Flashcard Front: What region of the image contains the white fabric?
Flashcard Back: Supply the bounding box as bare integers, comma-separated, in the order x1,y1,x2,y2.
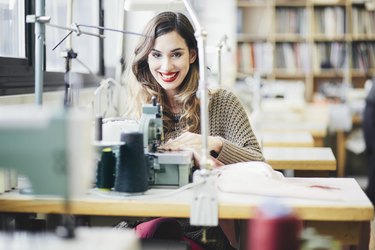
102,118,139,141
217,161,344,201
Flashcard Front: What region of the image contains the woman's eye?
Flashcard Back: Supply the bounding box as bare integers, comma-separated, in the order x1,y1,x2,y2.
151,52,161,58
172,52,182,58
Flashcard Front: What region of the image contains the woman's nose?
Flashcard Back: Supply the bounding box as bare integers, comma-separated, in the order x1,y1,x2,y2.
160,57,173,71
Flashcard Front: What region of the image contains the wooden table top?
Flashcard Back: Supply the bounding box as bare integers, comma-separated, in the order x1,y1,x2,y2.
263,147,336,170
260,121,327,138
261,131,315,147
0,178,372,222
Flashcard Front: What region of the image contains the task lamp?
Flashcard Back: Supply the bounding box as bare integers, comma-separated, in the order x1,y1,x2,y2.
25,0,104,106
48,22,146,108
124,0,218,227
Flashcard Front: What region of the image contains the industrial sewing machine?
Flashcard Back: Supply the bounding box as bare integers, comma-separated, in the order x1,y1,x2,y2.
139,97,193,188
0,105,94,197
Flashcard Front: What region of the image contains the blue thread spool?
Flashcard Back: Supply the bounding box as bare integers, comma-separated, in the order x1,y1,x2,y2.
114,132,148,193
96,148,116,190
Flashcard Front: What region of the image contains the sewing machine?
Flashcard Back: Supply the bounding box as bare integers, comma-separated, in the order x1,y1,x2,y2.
139,98,194,188
0,105,94,197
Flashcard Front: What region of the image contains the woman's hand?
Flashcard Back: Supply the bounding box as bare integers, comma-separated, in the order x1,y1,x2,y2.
159,132,224,167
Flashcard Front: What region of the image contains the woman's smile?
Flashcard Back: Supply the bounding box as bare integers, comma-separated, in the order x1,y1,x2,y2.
159,72,179,82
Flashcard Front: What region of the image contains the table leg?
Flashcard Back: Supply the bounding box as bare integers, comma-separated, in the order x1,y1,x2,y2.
337,131,346,177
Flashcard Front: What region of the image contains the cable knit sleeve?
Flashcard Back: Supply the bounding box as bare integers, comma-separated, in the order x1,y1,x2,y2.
208,89,264,165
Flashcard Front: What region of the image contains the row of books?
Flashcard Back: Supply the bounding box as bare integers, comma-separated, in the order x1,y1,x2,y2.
352,42,375,70
352,7,375,35
275,8,307,34
238,42,375,73
237,42,273,74
313,7,346,36
313,42,347,72
238,6,375,36
237,7,273,35
274,43,311,72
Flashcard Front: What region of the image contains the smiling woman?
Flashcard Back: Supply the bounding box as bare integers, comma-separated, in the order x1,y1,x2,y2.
121,11,264,250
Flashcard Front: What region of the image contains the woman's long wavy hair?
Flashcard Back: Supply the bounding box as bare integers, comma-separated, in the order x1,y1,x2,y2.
122,11,201,134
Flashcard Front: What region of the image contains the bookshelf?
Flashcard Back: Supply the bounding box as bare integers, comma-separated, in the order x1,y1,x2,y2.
236,0,375,100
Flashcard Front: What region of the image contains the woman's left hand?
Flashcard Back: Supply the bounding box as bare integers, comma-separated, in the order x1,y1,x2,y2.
159,132,223,167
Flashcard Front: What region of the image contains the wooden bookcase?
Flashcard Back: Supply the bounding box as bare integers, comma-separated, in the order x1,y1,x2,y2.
236,0,375,100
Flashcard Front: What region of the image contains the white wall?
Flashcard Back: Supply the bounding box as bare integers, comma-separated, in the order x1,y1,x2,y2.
195,0,237,88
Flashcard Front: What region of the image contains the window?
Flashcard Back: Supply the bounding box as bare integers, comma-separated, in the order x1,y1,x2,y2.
45,0,99,74
0,0,25,58
0,0,104,96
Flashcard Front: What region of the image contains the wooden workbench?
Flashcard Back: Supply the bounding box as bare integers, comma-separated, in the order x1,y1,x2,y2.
261,131,315,147
0,177,372,249
263,147,336,171
260,121,327,147
258,102,329,147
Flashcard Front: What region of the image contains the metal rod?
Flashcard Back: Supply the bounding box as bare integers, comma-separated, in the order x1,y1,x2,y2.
216,35,228,87
34,0,45,105
66,0,73,50
217,46,222,87
77,24,148,37
182,0,210,169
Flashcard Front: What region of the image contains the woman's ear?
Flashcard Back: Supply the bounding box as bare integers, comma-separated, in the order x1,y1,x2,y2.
189,49,197,64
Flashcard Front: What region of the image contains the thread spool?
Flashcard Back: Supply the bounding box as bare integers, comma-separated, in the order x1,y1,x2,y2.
96,148,116,190
248,200,302,250
95,116,103,141
114,132,148,193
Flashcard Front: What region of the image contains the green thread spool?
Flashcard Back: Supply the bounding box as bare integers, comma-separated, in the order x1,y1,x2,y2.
96,148,116,190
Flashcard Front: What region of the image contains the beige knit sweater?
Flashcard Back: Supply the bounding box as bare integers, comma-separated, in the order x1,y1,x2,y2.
165,88,264,165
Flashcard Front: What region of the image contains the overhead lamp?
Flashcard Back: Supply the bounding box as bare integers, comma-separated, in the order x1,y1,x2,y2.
124,0,185,11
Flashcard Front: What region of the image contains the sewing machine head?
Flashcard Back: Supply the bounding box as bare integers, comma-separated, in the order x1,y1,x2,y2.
138,96,164,153
0,105,94,197
138,97,194,188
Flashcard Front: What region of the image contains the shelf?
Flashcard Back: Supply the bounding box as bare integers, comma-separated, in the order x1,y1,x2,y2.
275,34,308,42
237,34,271,42
273,70,309,78
237,0,273,8
313,34,348,41
275,0,307,7
312,0,347,6
236,0,374,100
351,35,375,41
313,70,346,77
351,69,375,76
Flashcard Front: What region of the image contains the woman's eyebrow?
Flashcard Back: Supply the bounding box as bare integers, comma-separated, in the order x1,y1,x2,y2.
151,48,184,53
171,48,184,52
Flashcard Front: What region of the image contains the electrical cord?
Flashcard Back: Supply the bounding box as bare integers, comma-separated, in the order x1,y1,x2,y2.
89,179,206,200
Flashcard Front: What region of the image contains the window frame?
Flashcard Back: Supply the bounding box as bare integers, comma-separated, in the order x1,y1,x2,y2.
0,0,102,96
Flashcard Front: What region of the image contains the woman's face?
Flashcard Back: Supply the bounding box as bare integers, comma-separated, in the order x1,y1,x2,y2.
148,31,196,97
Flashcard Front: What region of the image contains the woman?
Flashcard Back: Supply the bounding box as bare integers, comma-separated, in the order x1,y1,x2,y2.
364,79,375,206
122,11,264,250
